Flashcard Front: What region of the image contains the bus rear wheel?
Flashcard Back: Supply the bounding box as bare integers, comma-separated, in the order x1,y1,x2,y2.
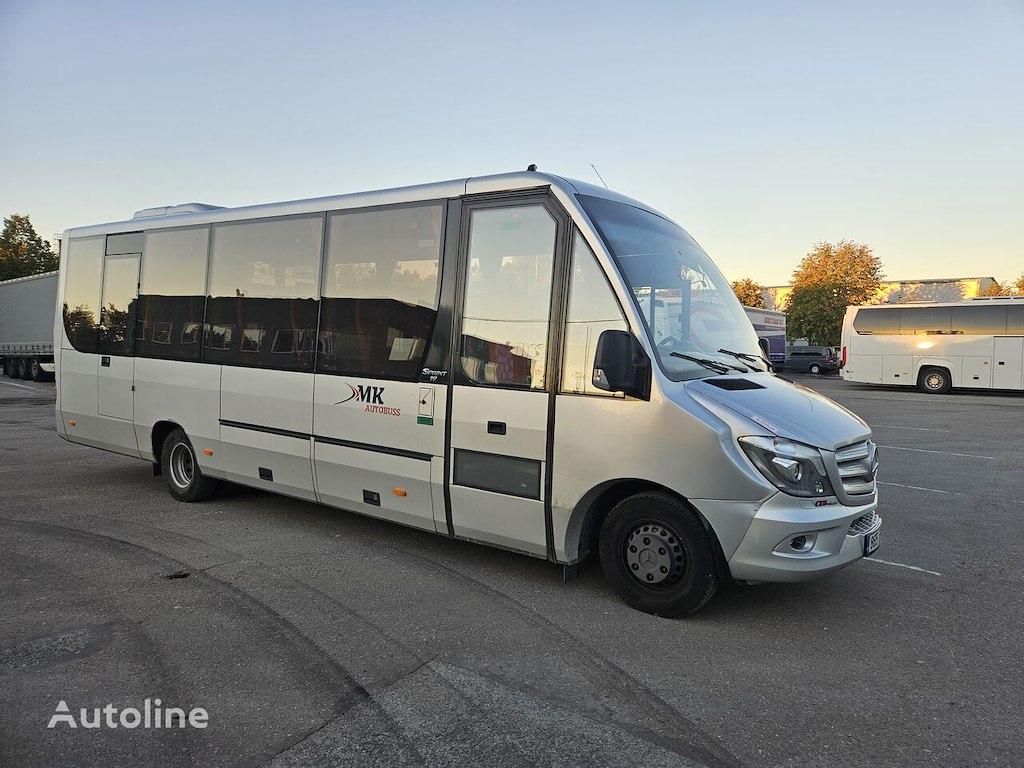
918,367,951,394
160,428,220,502
598,492,719,617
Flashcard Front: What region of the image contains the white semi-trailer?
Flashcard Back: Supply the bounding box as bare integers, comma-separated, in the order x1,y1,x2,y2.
0,271,58,381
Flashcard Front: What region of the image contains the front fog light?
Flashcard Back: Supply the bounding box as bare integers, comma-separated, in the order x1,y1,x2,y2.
739,436,836,498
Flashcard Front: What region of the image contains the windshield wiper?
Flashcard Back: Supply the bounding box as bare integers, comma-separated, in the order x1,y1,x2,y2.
669,352,734,375
717,348,774,373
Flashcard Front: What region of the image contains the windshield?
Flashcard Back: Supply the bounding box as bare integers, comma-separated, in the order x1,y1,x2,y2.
579,195,766,380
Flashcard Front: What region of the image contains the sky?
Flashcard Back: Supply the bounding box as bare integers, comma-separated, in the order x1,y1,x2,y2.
1,0,1021,286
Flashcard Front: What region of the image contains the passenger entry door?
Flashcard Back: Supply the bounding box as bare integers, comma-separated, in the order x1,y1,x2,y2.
447,199,565,557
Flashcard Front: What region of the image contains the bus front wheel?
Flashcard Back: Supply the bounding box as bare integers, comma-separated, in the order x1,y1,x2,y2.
918,367,951,394
598,492,719,617
160,428,220,502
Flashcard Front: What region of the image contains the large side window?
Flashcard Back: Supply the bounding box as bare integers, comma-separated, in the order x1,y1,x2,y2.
205,215,323,370
317,203,443,380
900,306,951,335
560,232,628,396
853,307,902,335
97,253,140,356
136,227,209,361
460,205,556,390
951,305,1007,336
1007,305,1024,335
62,237,105,353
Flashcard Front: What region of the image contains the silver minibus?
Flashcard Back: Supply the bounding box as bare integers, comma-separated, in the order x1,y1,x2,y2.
55,170,880,615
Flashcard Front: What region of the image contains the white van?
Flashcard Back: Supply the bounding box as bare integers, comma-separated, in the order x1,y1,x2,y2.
55,170,880,615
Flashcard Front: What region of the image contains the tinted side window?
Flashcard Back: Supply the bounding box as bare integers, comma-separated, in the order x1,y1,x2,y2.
136,227,209,361
97,253,139,357
1007,305,1024,335
317,203,443,380
205,216,323,370
853,308,901,335
560,232,628,396
460,205,556,390
900,306,951,335
62,237,104,353
951,305,1007,335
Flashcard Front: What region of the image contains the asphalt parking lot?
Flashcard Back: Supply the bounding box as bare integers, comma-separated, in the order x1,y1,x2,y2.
1,373,1022,768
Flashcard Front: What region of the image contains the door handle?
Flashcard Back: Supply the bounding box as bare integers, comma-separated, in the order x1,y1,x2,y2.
487,421,507,435
101,356,111,367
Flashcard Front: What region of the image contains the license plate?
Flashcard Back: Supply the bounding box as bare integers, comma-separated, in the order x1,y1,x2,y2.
864,529,880,556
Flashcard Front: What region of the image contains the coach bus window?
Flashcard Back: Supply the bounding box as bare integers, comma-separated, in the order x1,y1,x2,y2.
901,306,951,335
853,307,901,335
62,237,104,353
461,205,556,390
136,227,209,361
951,305,1007,336
205,215,323,370
1008,305,1024,335
318,203,443,379
560,232,628,396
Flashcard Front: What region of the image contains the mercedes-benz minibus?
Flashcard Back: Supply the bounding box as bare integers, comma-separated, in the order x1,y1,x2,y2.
55,170,881,615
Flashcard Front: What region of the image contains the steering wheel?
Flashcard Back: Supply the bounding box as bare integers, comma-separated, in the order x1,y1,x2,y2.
657,336,702,354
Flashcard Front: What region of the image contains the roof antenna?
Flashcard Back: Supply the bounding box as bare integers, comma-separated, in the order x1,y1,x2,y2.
591,164,609,189
526,164,538,171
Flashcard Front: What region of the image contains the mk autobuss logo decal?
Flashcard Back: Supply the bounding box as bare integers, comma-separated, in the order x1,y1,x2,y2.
336,384,400,416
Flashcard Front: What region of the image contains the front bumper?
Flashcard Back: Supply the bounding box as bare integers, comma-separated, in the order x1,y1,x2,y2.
724,491,881,582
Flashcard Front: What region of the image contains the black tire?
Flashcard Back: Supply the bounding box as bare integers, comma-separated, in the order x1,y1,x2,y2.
2,358,13,377
598,493,719,617
918,367,951,394
30,359,45,382
16,357,29,379
809,363,822,375
160,428,220,502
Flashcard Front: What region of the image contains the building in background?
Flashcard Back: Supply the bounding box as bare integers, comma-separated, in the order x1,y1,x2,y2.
762,276,998,311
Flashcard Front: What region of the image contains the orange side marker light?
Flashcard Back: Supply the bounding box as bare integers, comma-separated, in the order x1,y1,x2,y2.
67,420,75,427
392,488,407,497
203,449,214,456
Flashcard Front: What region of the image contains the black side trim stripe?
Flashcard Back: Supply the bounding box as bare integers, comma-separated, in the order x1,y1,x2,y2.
219,419,432,462
220,419,308,441
313,435,431,462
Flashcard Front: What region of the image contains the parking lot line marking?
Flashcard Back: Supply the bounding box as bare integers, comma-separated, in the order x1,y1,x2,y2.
878,481,949,494
863,558,941,577
0,380,33,390
878,445,996,460
872,424,950,433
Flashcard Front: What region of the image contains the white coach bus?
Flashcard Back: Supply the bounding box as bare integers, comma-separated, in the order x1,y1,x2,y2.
841,298,1024,393
56,170,880,616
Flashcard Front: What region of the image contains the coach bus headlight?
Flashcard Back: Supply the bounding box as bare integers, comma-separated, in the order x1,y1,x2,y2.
738,436,835,497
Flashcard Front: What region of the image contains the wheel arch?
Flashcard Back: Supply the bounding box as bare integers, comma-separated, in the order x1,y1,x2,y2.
150,420,183,472
914,358,956,386
564,479,732,582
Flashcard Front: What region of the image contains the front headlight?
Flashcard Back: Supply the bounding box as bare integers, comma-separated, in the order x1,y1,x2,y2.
738,436,835,497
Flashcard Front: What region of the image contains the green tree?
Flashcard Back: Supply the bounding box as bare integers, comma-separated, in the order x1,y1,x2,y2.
731,277,765,308
0,214,58,280
785,240,883,345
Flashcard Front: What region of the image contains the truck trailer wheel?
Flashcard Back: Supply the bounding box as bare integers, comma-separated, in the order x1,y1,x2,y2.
599,492,719,617
30,359,47,382
160,428,220,502
16,357,29,379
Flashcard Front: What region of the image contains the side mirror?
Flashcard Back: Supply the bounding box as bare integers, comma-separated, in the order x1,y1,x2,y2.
592,330,650,398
